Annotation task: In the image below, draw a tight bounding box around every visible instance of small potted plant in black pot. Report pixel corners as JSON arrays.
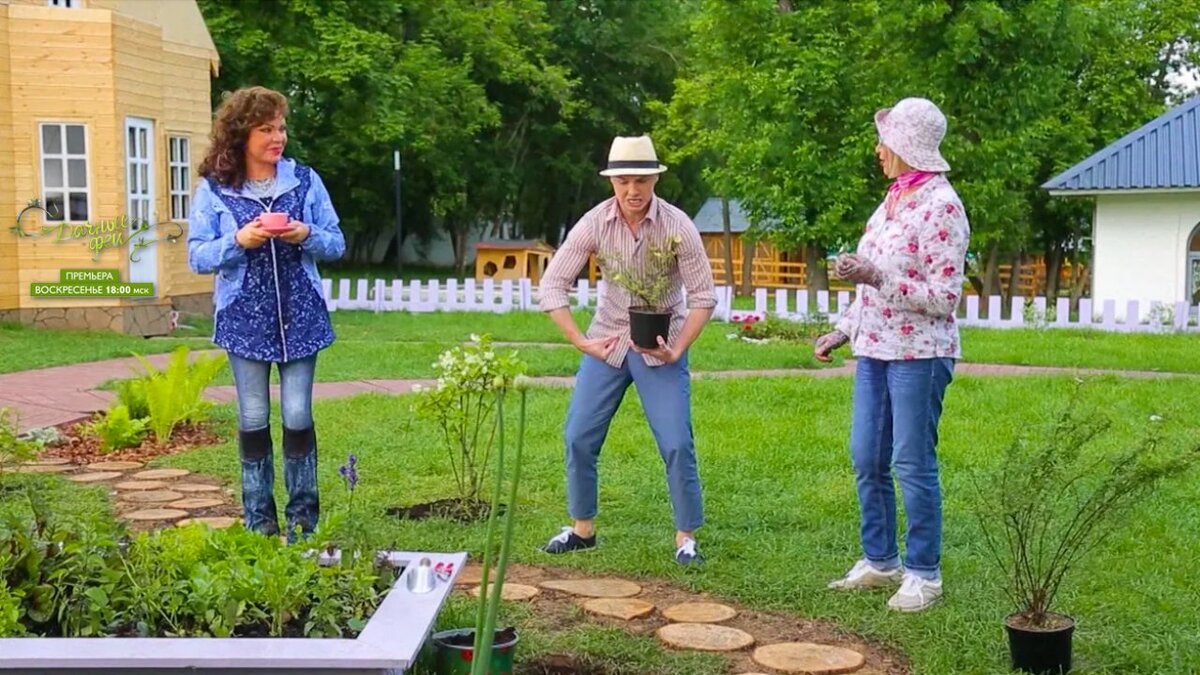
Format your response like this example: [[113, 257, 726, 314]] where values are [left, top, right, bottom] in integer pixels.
[[974, 382, 1200, 674], [598, 235, 682, 349]]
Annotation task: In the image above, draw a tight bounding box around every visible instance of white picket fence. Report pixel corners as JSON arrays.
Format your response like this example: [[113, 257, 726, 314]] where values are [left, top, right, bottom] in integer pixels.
[[322, 277, 736, 320], [321, 277, 1198, 334], [748, 288, 1197, 333]]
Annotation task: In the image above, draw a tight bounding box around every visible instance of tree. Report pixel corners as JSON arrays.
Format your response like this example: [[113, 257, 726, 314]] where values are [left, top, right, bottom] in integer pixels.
[[661, 0, 885, 292], [199, 0, 569, 271]]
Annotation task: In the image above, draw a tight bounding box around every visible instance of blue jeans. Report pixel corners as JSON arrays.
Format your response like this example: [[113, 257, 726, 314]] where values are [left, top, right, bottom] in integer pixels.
[[564, 353, 703, 532], [850, 357, 954, 579], [228, 354, 319, 539]]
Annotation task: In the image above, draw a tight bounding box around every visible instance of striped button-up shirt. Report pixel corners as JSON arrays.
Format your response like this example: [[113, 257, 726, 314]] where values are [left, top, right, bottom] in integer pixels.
[[539, 196, 717, 368]]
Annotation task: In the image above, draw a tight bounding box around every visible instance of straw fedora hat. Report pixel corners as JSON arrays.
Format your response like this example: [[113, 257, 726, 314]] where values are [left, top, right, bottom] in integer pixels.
[[598, 135, 668, 176], [874, 98, 951, 172]]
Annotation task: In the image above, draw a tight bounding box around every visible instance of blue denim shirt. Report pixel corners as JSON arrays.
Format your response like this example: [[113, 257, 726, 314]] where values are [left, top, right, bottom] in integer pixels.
[[187, 158, 345, 313]]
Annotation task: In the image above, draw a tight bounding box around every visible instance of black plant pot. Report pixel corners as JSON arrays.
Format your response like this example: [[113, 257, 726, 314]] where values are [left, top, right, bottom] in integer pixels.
[[1006, 612, 1075, 674], [629, 306, 671, 350]]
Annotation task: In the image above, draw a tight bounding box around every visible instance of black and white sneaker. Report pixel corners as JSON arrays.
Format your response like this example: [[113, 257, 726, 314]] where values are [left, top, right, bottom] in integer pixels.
[[540, 526, 596, 554], [675, 537, 704, 566]]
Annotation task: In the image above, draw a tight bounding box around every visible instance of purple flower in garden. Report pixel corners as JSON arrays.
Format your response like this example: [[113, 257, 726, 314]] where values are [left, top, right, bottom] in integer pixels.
[[338, 453, 359, 491]]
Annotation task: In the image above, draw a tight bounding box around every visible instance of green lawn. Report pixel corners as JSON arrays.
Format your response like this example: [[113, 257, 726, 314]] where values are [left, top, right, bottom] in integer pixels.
[[8, 309, 1200, 381], [0, 320, 214, 375], [155, 375, 1200, 674]]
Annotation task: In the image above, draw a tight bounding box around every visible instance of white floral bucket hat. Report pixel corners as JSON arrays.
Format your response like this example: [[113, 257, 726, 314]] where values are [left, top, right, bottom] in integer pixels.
[[874, 97, 951, 172]]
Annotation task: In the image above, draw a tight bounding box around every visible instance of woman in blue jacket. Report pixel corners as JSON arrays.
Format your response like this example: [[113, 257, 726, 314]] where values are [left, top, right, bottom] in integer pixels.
[[188, 86, 345, 540]]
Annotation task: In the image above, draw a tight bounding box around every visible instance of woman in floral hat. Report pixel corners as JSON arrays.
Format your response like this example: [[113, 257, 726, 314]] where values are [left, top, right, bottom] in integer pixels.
[[814, 97, 970, 612]]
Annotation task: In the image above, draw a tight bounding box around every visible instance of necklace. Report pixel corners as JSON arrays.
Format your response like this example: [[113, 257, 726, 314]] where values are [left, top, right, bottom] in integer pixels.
[[245, 175, 276, 199]]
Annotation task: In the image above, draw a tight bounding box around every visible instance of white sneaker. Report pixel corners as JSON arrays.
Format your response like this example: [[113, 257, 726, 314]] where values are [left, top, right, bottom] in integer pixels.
[[827, 559, 904, 590], [887, 573, 943, 612]]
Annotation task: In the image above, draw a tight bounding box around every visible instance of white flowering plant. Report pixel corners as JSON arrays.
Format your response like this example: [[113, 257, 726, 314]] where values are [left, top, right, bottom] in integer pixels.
[[412, 334, 528, 512]]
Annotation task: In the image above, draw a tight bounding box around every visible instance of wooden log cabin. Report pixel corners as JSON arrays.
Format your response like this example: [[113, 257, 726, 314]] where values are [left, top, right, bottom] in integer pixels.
[[0, 0, 218, 335]]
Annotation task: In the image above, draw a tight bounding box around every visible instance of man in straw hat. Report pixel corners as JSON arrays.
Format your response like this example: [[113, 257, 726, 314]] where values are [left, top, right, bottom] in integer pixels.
[[536, 135, 717, 565]]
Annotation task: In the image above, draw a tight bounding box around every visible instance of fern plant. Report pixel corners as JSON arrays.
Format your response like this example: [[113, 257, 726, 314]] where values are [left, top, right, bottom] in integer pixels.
[[0, 407, 39, 480], [82, 405, 147, 453], [114, 378, 149, 420], [131, 347, 228, 444]]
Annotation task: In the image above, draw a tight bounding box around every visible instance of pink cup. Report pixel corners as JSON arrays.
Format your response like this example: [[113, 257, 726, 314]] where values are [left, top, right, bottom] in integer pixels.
[[259, 212, 291, 232]]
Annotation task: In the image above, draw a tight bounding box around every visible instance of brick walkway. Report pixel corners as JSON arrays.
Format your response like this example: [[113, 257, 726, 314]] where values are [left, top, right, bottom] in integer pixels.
[[2, 354, 1192, 433]]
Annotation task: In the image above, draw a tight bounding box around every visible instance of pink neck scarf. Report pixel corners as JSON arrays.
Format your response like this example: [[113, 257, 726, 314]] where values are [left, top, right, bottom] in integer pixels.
[[885, 170, 938, 217]]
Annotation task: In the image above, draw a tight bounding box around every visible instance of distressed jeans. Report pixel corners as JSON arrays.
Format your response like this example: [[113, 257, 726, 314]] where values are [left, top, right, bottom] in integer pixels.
[[850, 356, 955, 580], [229, 354, 319, 539], [564, 353, 704, 532]]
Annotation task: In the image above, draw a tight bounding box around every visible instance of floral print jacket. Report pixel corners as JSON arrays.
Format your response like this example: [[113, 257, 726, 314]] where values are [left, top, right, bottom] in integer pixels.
[[835, 174, 970, 361]]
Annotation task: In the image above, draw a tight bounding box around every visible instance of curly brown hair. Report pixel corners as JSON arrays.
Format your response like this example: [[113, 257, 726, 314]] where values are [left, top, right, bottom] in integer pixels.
[[198, 86, 289, 188]]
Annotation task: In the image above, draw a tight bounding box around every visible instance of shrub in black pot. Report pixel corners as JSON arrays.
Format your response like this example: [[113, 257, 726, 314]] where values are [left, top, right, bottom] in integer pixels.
[[598, 235, 682, 350], [973, 382, 1200, 674]]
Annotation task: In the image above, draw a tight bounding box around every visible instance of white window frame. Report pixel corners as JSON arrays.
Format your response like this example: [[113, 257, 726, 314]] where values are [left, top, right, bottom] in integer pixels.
[[168, 135, 191, 221], [47, 0, 80, 8], [38, 122, 90, 223]]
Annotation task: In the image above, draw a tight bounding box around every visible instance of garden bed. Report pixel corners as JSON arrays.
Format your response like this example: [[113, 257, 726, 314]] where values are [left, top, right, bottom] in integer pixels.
[[0, 549, 467, 674]]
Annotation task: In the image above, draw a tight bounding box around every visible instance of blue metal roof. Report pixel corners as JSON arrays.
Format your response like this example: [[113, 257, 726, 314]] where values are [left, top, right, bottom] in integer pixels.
[[1043, 95, 1200, 193], [692, 197, 752, 234]]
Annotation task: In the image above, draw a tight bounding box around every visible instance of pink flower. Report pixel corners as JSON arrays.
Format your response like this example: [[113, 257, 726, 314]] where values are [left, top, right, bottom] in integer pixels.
[[907, 200, 918, 210], [903, 352, 915, 361], [907, 268, 919, 279], [882, 307, 894, 318], [945, 204, 956, 214], [869, 332, 880, 342], [938, 229, 949, 241], [942, 265, 956, 277], [898, 283, 910, 295], [906, 241, 918, 253], [924, 211, 932, 221], [925, 254, 934, 265], [900, 324, 914, 335]]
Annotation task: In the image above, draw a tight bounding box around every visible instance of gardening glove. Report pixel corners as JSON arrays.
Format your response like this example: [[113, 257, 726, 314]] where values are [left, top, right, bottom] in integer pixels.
[[835, 254, 883, 287], [813, 330, 849, 362]]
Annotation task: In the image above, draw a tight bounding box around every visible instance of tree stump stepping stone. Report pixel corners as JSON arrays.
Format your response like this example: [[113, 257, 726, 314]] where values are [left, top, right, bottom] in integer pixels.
[[539, 578, 641, 598], [168, 497, 226, 510], [68, 471, 122, 483], [468, 583, 540, 601], [752, 643, 866, 674], [583, 598, 656, 620], [15, 464, 73, 473], [657, 623, 755, 652], [454, 565, 484, 585], [131, 468, 190, 480], [25, 458, 72, 466], [177, 517, 239, 529], [172, 483, 221, 493], [115, 480, 169, 491], [126, 508, 189, 522], [87, 461, 143, 471], [123, 490, 184, 504], [662, 602, 738, 623]]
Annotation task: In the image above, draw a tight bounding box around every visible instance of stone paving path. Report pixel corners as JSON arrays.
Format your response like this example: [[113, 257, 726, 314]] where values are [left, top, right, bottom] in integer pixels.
[[3, 351, 1192, 433], [12, 457, 239, 531], [453, 563, 898, 674]]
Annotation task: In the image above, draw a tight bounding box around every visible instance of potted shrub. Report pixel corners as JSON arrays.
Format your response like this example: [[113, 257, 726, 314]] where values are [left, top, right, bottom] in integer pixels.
[[430, 376, 531, 675], [974, 383, 1200, 674], [597, 235, 682, 349]]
